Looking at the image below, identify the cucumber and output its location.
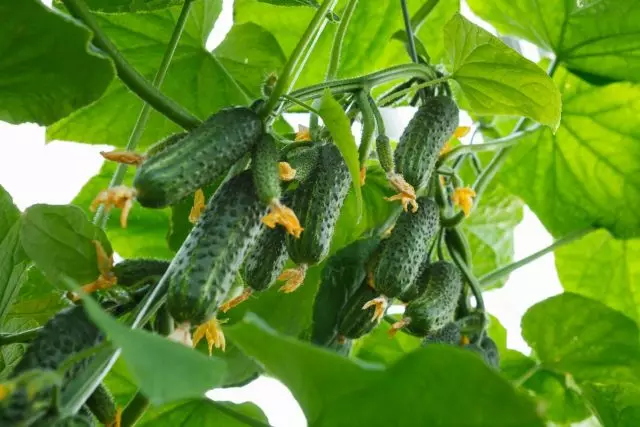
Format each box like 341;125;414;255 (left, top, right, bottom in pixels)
285;143;321;183
397;259;430;303
241;225;288;293
134;107;263;208
251;133;281;205
145;132;187;158
167;171;266;326
85;384;116;426
375;135;394;173
402;261;463;336
0;369;61;427
286;143;351;266
373;197;439;299
337;283;381;339
465;337;500;369
112;258;169;287
311;236;381;347
394;96;459;189
422;322;462;346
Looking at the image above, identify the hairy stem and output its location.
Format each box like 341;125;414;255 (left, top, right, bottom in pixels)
411;0;440;29
61;0;200;130
326;0;359;80
480;228;593;287
260;0;338;119
93;0;195;227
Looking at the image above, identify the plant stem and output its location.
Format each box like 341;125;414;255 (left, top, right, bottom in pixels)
210;401;273;427
410;0;440;29
449;247;484;313
93;0;195;227
326;0;359;80
281;94;322;116
357;90;376;166
514;363;541;388
121;391;150;427
376;75;449;106
61;0;200;131
479;228;593;287
368;95;386;136
0;328;41;345
260;0;338;119
400;0;420;64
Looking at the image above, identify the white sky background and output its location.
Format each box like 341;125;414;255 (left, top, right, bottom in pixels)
0;1;565;426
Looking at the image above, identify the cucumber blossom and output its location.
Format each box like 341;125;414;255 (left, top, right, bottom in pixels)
399;261;463;337
394;96;459;189
134;107;263;208
337;283;381;340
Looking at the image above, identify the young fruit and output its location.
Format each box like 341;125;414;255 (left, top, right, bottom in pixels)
284;144;321;183
167;171;265;354
422;322;463;346
444;227;472;266
85;384;118;426
337;283;382;340
391;261;463;337
393;96;459;190
133;107;263;209
397;259;430;303
367;197;439;318
281;143;351;292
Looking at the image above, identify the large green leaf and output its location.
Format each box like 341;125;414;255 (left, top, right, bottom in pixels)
556;229;640;324
72;162;173;259
498;66;640;239
467;0;640;83
0;186;20;238
138;399;268;426
582;382;640;427
522;293;640;384
0;318;36;381
20;204;113;284
47;1;285;148
0;0;114;126
352;320;421;366
228;314;544;427
443;14;561;129
73;0;183;12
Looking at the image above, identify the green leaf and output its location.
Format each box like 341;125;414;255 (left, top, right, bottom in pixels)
103;358;138;408
556;229;640;324
318;90;362;219
20;204;112;284
443;14;561;129
522;293;640;384
0;0;114;125
497;66;640;238
65;0;184;12
467;0;640;83
73;162;173;259
414;0;459;65
48;1;285;148
0;318;36;381
352;320;421;366
582;382;640;427
228;314;544;426
138;399;268;426
487;315;507;355
0;186;20;238
77;288;227;405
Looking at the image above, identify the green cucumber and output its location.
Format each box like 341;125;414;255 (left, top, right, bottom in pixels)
167;171;266;325
284;144;321;183
0;369;62;427
134;107;263;208
145;132;187;158
241;225;288;292
311;236;381;347
403;261;463;336
336;283;381;339
465;337;500;369
112;258;169;287
375;135;394;173
397;259;430;303
251;133;281;205
286;143;351;265
85;384;116;426
373;197;439;299
422;322;462;346
393;96;459;189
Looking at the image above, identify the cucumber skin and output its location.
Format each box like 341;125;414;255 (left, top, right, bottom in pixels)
85;384;116;425
394;97;459;189
145;132;187;158
422;322;462;346
311;236;381;347
167;172;266;325
398;259;431;303
373;197;439;299
251;134;281;205
241;225;288;292
134;107;263;208
112;258;169;287
465;337;500;369
285;144;321;183
286;144;351;265
404;261;463;336
336;284;380;340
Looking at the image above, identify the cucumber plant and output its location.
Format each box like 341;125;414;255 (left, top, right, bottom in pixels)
2;0;636;425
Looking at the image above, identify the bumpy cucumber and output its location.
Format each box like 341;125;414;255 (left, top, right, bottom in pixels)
336;283;381;339
112;258;169;287
398;259;430;303
403;261;463;336
286;143;351;265
34;407;96;427
373;197;439;298
241;225;288;292
251;133;281;205
285;143;321;183
394;96;459;189
375;135;394;173
465;337;500;369
167;171;266;325
85;384;116;426
0;369;61;427
311;236;381;347
145;132;187;158
422;322;462;346
134;107;263;208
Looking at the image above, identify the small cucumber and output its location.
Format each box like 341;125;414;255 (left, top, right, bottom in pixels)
241;225;288;292
285;143;321;183
134;107;263;208
465;336;500;369
112;258;169;287
0;369;61;427
373;197;439;299
167;171;266;326
402;261;463;336
397;259;430;303
422;322;462;346
394;97;459;189
85;384;116;426
336;283;381;339
251;133;281;205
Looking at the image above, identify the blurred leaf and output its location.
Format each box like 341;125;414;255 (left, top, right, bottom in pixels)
443;14;561;129
138;399;268;426
48;1;285;148
487;315;507;355
467;0;640;83
522;293;640;384
64;0;184;12
73;162;173;259
352;320;420;366
497;66;640;239
20;204;112;284
0;318;37;380
582;382;640;427
228;314;544;426
0;0;114;125
103;358;138;408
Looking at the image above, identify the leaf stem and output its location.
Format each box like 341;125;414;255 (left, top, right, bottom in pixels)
479;228;593;287
121;391;150;427
448;246;485;313
326;0;359;80
376;75;449;106
438;127;539;164
400;0;425;103
61;0;201;131
93;0;195;227
281;94;322;116
0;327;41;346
259;0;338;119
410;0;440;29
514;363;541;388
